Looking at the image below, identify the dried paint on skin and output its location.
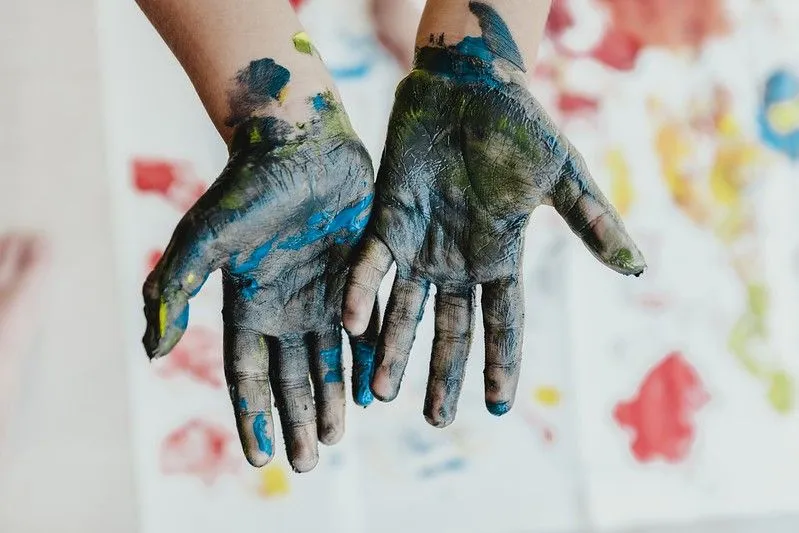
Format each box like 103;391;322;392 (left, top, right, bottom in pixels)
320;346;344;383
144;54;378;472
253;413;273;455
614;352;708;463
225;59;291;127
349;1;643;426
352;342;375;406
292;31;315;55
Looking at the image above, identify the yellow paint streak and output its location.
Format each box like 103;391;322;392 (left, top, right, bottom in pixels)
534;386;561;407
185;272;196;285
606;148;633;215
292;31;314;55
767;371;794;414
277;86;289;104
259;464;290;497
249;125;262;144
767;99;799;135
220;191;245;210
159;301;168;338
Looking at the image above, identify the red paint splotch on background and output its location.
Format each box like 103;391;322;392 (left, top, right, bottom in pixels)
146;249;163;272
288;0;306;9
155;327;223;388
546;0;728;71
614;352;709;463
131;158;207;212
557;93;600;115
161;419;239;485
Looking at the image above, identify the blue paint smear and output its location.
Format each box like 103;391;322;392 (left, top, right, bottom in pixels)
455;36;495;64
312;93;329;111
239;398;248;411
759;69;799;161
174;304;189;330
415;38;503;88
240;277;260;301
279;194;373;251
352;342;375;406
229;237;276;274
320;346;344;383
486;400;510;416
253;413;273;455
468;1;525;71
330;62;372;80
419;457;467;479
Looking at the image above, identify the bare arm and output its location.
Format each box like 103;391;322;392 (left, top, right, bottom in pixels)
136;0;337;144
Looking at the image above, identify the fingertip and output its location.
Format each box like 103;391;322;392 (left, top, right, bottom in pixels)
245;449;274;468
423;407;455;428
605;246;647;276
486;400;512;417
371;369;399;402
342;293;374;336
318;423;344;446
289;448;319;473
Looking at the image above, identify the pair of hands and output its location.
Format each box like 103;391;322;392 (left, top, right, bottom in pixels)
143;11;644;473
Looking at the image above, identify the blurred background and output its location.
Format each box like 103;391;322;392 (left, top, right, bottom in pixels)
1;0;799;531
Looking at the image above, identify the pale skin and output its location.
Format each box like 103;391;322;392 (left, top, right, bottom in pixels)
137;0;378;473
344;0;645;426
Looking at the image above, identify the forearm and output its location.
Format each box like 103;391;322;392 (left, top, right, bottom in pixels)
416;0;552;72
136;0;336;145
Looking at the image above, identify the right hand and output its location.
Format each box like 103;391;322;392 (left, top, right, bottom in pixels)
143;87;378;473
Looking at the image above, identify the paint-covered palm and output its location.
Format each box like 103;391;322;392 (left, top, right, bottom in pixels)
343;2;645;428
143;92;378;473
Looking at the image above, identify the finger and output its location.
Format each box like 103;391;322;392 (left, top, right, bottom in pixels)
372;274;430;401
424;287;476;428
481;277;524;416
309;327;346;445
224;326;275;467
550;142;646;276
348;302;381;407
269;334;319;473
142;214;223;359
343;235;392;335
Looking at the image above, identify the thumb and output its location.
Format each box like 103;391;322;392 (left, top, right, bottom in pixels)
549;141;646;276
142;212;223;359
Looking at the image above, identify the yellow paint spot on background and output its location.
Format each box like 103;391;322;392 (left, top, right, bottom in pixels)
259;464;290;497
534;386;561;407
768;99;799;134
606;148;633;215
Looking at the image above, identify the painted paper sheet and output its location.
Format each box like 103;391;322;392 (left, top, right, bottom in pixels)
552;0;799;529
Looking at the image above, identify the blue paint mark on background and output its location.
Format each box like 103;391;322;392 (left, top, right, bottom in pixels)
330;63;373;80
759;69;799;161
353;342;375;406
419;457;467;479
320;346;344;383
253;412;273;455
